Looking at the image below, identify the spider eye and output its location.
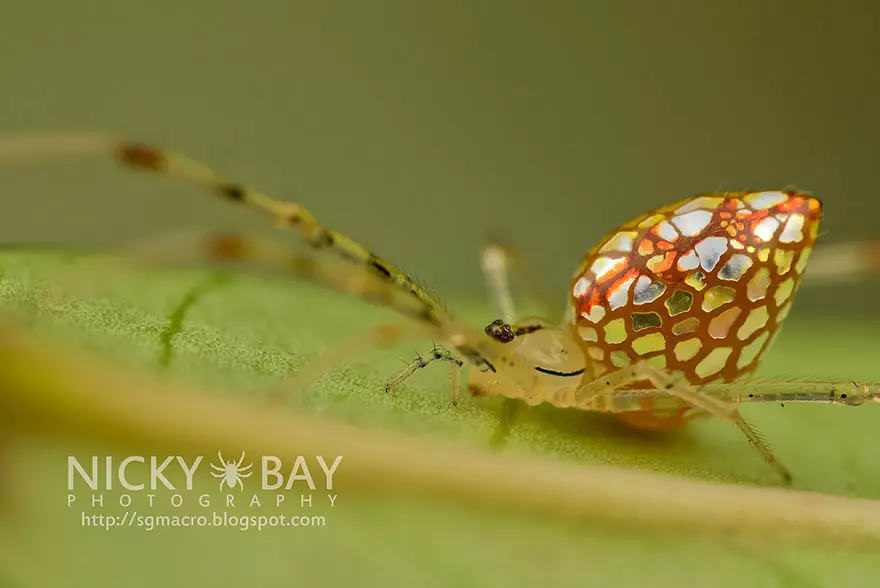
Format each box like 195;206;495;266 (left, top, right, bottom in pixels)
484;320;516;343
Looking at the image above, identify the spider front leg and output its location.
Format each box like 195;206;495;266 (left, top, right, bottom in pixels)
383;240;541;405
381;241;527;407
211;451;229;472
101;228;534;407
480;241;558;320
268;321;431;404
480;243;519;323
575;362;792;483
479;242;537;445
0;132;450;326
384;346;464;405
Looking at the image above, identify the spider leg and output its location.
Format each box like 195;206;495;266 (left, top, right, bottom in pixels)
238;462;254;472
575;362;792;482
0;133;540;404
103;230;538;398
447;361;462;406
480;243;518;323
215;450;226;467
268;321;431;404
480;241;557;320
385;243;556;412
802;240;880;284
272;322;467;407
210;471;224;478
479;245;564;440
480;243;563;444
479;243;529;443
385;345;464;404
97;227;542;407
489;392;523;448
235;450;246;468
599;379;880;410
105;229;449;338
0;132;451;328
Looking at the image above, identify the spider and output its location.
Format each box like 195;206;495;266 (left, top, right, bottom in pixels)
1;132;878;483
210;450;253;491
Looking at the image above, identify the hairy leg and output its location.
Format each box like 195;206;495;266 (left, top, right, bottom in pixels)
590;379;880;411
384;345;464;404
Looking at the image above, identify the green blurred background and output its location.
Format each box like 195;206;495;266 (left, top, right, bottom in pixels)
2;3;880;586
1;0;877;314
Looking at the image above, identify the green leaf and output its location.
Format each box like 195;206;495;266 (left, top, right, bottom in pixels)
1;249;879;588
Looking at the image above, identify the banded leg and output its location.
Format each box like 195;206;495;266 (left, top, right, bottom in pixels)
594;379;880;411
3;134;880;296
803;240;880;284
88;229;538;399
574;362;792;482
0;132;450;328
0;133;482;401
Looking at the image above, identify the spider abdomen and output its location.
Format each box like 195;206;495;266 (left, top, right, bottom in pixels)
570;191;822;385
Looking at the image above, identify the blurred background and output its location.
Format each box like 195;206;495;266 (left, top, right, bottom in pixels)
2;2;880;587
0;0;877;315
